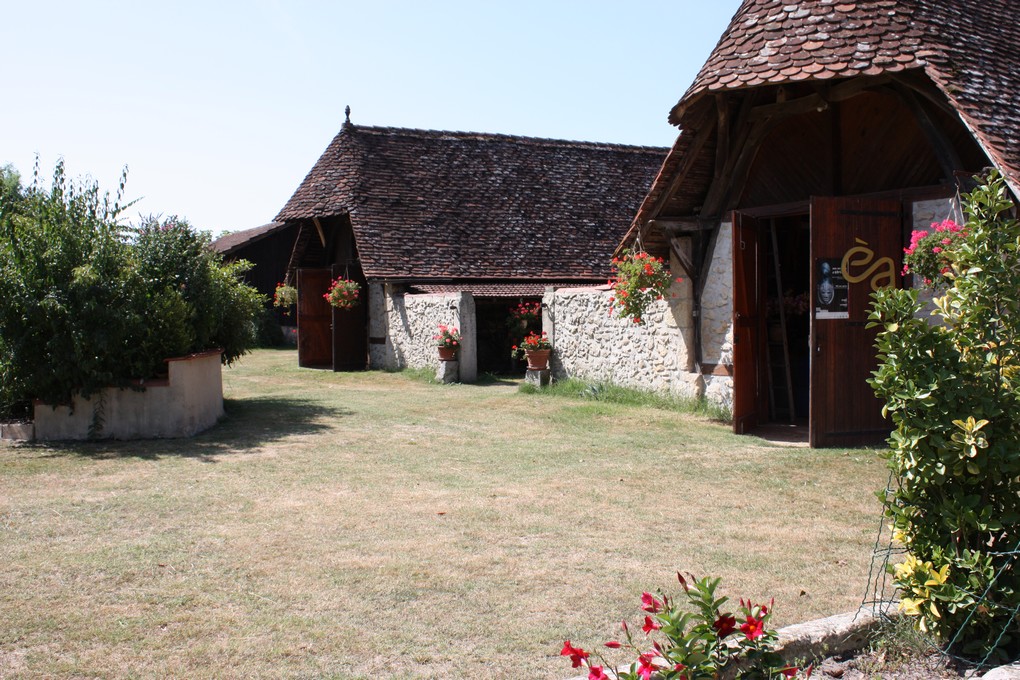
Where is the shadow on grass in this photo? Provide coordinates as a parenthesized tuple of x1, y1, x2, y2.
(30, 396, 347, 462)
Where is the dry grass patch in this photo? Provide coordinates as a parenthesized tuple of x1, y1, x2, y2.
(0, 348, 888, 678)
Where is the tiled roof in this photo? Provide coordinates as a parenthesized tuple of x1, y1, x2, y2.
(408, 282, 601, 298)
(276, 125, 667, 280)
(211, 222, 288, 255)
(668, 0, 1019, 194)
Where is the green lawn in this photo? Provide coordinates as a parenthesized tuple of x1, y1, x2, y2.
(0, 349, 888, 678)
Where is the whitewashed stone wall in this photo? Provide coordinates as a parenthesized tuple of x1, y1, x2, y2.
(700, 221, 734, 410)
(910, 197, 962, 320)
(544, 252, 703, 400)
(368, 286, 477, 381)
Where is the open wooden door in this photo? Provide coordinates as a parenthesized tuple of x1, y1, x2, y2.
(732, 212, 763, 434)
(297, 268, 333, 369)
(809, 197, 901, 447)
(330, 264, 368, 371)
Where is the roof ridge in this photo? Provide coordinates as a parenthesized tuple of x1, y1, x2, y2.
(344, 123, 670, 153)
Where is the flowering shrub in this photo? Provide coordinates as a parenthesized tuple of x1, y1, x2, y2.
(561, 573, 810, 679)
(0, 160, 263, 412)
(323, 277, 360, 309)
(510, 331, 551, 360)
(609, 249, 679, 324)
(434, 324, 461, 349)
(902, 219, 967, 288)
(869, 172, 1020, 661)
(273, 283, 297, 311)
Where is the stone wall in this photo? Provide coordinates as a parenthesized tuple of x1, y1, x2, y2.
(368, 286, 478, 381)
(700, 220, 735, 410)
(544, 251, 704, 400)
(33, 350, 224, 441)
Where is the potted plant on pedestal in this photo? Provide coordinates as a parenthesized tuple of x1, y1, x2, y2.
(434, 325, 461, 361)
(511, 331, 552, 370)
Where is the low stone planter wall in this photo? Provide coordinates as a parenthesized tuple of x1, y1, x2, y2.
(565, 607, 889, 680)
(33, 350, 224, 441)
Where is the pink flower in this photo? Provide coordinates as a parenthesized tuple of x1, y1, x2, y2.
(641, 592, 662, 613)
(637, 653, 656, 680)
(741, 615, 764, 641)
(604, 640, 621, 648)
(642, 615, 660, 634)
(588, 666, 609, 680)
(781, 667, 799, 678)
(560, 641, 589, 669)
(932, 246, 942, 253)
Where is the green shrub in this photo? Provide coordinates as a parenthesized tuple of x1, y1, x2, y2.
(869, 171, 1020, 661)
(0, 161, 263, 414)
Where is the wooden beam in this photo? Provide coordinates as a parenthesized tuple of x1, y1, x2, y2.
(715, 94, 731, 183)
(638, 104, 717, 246)
(312, 216, 327, 247)
(698, 93, 758, 219)
(700, 116, 778, 219)
(669, 236, 695, 279)
(747, 75, 891, 123)
(892, 84, 964, 182)
(650, 218, 713, 234)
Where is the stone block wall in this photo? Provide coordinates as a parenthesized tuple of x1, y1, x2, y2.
(368, 286, 477, 381)
(33, 350, 224, 441)
(543, 252, 704, 401)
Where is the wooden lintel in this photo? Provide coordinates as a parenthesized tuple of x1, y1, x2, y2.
(312, 216, 327, 247)
(650, 218, 713, 234)
(748, 75, 892, 123)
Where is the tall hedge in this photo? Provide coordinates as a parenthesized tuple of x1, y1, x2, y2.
(0, 161, 263, 414)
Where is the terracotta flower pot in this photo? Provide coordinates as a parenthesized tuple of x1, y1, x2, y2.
(525, 349, 551, 370)
(438, 346, 457, 361)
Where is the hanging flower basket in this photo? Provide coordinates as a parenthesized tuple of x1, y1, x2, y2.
(608, 249, 678, 324)
(273, 283, 297, 315)
(323, 277, 361, 310)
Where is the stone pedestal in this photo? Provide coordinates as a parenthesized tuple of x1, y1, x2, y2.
(525, 369, 551, 387)
(437, 360, 459, 384)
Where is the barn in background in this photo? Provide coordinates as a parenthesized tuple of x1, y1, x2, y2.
(275, 113, 666, 378)
(620, 0, 1019, 446)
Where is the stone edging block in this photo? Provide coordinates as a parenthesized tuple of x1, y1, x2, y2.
(0, 422, 35, 441)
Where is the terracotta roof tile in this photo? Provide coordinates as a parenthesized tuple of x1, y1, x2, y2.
(663, 0, 1019, 195)
(211, 222, 288, 255)
(276, 125, 667, 281)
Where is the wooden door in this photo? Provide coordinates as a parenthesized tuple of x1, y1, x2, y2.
(809, 197, 901, 447)
(331, 264, 368, 371)
(732, 213, 764, 434)
(297, 268, 334, 368)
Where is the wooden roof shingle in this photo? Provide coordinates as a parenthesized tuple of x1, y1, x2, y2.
(276, 124, 668, 281)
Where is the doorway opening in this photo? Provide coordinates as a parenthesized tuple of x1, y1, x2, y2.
(762, 215, 810, 424)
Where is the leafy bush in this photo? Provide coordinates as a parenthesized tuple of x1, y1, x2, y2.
(869, 171, 1020, 661)
(0, 161, 263, 414)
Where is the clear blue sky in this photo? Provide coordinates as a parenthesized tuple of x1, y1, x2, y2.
(2, 2, 738, 235)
